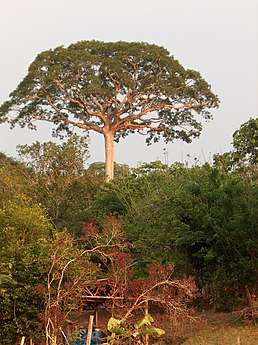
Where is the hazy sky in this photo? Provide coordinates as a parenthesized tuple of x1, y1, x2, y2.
(0, 0, 257, 167)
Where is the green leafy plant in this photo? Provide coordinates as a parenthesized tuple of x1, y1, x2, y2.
(107, 314, 165, 344)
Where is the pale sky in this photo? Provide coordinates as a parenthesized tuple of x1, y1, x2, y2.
(0, 0, 257, 167)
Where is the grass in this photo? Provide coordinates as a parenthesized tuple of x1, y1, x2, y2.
(181, 325, 258, 345)
(158, 309, 258, 345)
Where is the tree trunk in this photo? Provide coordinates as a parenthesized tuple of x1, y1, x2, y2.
(104, 131, 115, 180)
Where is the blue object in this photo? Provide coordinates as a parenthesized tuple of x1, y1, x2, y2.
(68, 327, 104, 345)
(91, 330, 102, 344)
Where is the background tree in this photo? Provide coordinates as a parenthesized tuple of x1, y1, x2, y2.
(17, 135, 102, 231)
(214, 117, 258, 178)
(232, 117, 257, 167)
(0, 40, 219, 179)
(0, 152, 19, 167)
(0, 153, 35, 205)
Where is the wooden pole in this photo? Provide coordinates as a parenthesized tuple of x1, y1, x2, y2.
(86, 314, 94, 345)
(20, 336, 25, 345)
(95, 309, 99, 328)
(145, 301, 149, 345)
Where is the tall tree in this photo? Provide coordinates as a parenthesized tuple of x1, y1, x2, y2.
(0, 41, 219, 179)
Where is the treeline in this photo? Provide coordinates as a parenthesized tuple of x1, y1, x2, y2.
(0, 118, 257, 344)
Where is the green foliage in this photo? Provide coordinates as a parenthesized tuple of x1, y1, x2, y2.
(0, 195, 51, 242)
(89, 163, 192, 273)
(214, 117, 258, 178)
(107, 314, 165, 344)
(17, 134, 89, 173)
(108, 317, 123, 331)
(90, 161, 258, 310)
(87, 161, 131, 177)
(0, 156, 51, 343)
(17, 135, 102, 232)
(0, 160, 35, 206)
(135, 313, 155, 329)
(232, 117, 257, 166)
(0, 152, 19, 166)
(0, 196, 52, 344)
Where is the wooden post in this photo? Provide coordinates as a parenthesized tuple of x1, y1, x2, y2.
(20, 336, 25, 345)
(86, 314, 94, 345)
(145, 301, 149, 345)
(95, 309, 99, 328)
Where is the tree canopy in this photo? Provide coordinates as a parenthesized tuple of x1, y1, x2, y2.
(0, 40, 219, 179)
